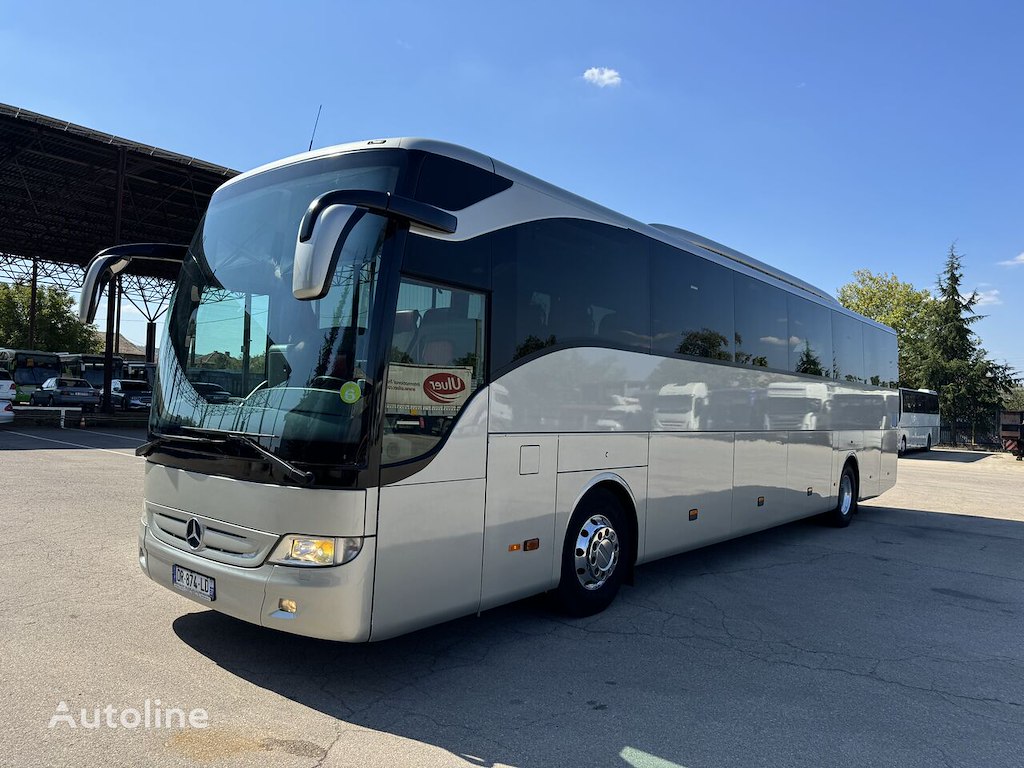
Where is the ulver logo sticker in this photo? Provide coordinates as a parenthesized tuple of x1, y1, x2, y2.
(423, 373, 466, 404)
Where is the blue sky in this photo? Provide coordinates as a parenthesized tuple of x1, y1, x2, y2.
(3, 1, 1022, 371)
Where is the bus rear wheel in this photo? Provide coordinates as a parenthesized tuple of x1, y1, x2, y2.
(556, 487, 630, 617)
(825, 463, 857, 528)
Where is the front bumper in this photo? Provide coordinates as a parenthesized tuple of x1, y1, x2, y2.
(139, 518, 375, 642)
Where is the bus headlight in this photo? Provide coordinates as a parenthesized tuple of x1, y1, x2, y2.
(268, 536, 363, 566)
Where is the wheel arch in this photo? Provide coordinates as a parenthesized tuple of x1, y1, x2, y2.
(565, 472, 639, 585)
(842, 453, 860, 498)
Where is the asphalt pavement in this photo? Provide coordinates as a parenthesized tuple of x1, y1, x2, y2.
(1, 427, 1022, 768)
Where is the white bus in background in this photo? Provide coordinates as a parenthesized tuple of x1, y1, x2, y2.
(898, 388, 940, 454)
(0, 348, 61, 403)
(80, 138, 899, 642)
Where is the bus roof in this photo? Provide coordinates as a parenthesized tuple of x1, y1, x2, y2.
(220, 138, 891, 329)
(0, 348, 61, 357)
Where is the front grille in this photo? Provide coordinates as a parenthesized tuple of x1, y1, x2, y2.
(147, 502, 279, 567)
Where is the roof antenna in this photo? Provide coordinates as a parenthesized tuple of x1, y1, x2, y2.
(307, 104, 323, 152)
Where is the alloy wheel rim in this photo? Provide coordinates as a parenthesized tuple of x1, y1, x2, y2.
(573, 514, 620, 590)
(839, 474, 853, 516)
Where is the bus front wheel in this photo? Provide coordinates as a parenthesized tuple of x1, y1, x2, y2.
(556, 487, 630, 617)
(825, 463, 858, 528)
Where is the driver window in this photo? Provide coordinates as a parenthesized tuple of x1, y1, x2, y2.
(382, 278, 486, 464)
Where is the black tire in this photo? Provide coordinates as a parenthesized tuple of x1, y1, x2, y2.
(556, 487, 631, 617)
(825, 462, 858, 528)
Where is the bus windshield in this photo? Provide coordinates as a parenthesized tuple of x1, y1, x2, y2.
(153, 154, 403, 468)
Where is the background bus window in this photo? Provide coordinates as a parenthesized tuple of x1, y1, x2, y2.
(652, 245, 735, 361)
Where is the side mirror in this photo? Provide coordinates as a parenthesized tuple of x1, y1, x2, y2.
(80, 255, 129, 324)
(292, 189, 457, 301)
(292, 204, 363, 301)
(79, 243, 188, 324)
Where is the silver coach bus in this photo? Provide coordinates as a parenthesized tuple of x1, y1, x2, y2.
(80, 139, 899, 641)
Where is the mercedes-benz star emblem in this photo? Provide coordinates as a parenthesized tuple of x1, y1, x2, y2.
(185, 518, 204, 550)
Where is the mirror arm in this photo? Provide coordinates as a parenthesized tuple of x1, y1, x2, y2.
(298, 189, 457, 242)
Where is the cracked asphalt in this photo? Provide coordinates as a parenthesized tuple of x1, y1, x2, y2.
(1, 427, 1022, 768)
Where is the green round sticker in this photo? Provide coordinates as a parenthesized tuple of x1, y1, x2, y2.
(339, 382, 362, 404)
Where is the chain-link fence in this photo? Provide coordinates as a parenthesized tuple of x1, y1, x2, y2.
(940, 410, 1002, 446)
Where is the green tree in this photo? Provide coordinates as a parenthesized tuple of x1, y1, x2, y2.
(916, 245, 1018, 443)
(836, 269, 934, 386)
(0, 283, 102, 353)
(1003, 387, 1024, 412)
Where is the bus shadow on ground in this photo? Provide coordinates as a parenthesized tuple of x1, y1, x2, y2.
(901, 449, 996, 463)
(171, 505, 1024, 768)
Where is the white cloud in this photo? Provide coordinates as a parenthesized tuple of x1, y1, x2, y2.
(583, 67, 622, 88)
(997, 252, 1024, 267)
(974, 289, 1002, 307)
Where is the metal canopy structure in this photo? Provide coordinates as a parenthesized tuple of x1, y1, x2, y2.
(0, 102, 238, 409)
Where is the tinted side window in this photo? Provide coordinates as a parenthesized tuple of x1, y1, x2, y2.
(832, 312, 865, 383)
(652, 245, 734, 361)
(411, 152, 513, 211)
(788, 296, 831, 377)
(864, 325, 898, 388)
(491, 219, 650, 373)
(734, 275, 788, 369)
(401, 232, 491, 291)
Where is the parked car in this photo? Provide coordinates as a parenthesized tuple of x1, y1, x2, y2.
(106, 378, 152, 411)
(29, 377, 100, 409)
(0, 369, 16, 401)
(191, 382, 232, 404)
(0, 398, 13, 426)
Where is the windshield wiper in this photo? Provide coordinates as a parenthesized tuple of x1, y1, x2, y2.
(223, 432, 314, 487)
(140, 428, 314, 486)
(136, 432, 213, 457)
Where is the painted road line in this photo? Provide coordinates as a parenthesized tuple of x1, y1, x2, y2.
(4, 430, 142, 459)
(82, 429, 147, 442)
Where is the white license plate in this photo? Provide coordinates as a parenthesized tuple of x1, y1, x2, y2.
(172, 564, 216, 601)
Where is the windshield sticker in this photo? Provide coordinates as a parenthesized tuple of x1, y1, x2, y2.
(339, 381, 362, 404)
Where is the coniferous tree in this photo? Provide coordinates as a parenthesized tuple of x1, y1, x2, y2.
(917, 245, 1017, 443)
